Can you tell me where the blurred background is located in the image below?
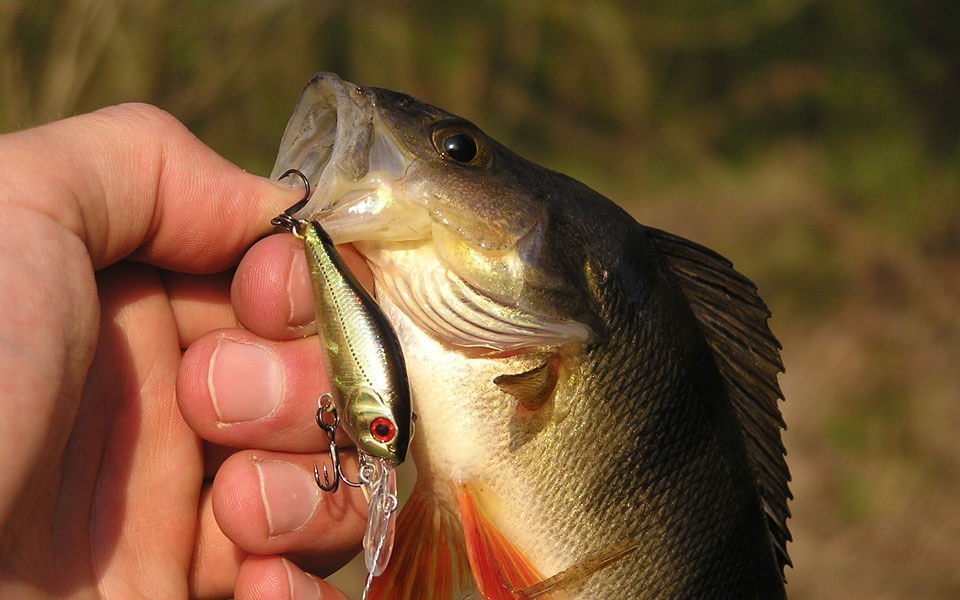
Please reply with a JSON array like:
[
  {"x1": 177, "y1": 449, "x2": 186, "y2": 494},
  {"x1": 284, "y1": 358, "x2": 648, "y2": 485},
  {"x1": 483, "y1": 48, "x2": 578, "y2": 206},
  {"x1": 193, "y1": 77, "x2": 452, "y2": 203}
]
[{"x1": 3, "y1": 1, "x2": 958, "y2": 597}]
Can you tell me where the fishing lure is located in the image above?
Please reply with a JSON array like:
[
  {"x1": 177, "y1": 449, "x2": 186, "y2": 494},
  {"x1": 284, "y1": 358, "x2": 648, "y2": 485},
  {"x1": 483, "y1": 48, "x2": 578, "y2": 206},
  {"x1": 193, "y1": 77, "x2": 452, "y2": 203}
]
[{"x1": 272, "y1": 169, "x2": 412, "y2": 596}]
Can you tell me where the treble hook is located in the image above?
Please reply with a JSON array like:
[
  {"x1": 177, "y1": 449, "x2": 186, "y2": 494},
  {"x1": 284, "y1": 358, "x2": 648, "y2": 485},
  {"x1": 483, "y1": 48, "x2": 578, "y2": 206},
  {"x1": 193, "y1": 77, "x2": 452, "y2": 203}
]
[
  {"x1": 313, "y1": 393, "x2": 364, "y2": 492},
  {"x1": 271, "y1": 168, "x2": 311, "y2": 232}
]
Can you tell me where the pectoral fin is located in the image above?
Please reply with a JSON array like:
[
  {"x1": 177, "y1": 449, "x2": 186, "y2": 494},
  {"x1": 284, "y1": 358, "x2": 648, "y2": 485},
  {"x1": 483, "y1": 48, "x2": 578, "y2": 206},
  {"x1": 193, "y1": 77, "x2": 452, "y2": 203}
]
[{"x1": 494, "y1": 357, "x2": 560, "y2": 413}]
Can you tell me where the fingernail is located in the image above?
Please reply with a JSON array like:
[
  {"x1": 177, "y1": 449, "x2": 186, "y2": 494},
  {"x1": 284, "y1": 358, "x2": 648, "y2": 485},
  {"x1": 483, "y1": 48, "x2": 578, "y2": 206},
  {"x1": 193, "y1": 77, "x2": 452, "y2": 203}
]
[
  {"x1": 284, "y1": 558, "x2": 324, "y2": 599},
  {"x1": 209, "y1": 339, "x2": 283, "y2": 423},
  {"x1": 288, "y1": 243, "x2": 315, "y2": 327},
  {"x1": 255, "y1": 459, "x2": 320, "y2": 536}
]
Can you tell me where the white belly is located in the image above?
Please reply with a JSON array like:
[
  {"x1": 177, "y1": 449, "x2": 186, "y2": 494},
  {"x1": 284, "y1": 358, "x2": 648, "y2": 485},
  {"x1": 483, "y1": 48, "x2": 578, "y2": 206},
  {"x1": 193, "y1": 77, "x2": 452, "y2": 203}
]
[{"x1": 378, "y1": 292, "x2": 578, "y2": 581}]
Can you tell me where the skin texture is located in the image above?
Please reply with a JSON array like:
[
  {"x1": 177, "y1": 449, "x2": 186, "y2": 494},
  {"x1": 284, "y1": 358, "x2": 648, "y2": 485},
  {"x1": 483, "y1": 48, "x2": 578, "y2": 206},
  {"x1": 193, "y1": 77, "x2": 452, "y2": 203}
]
[{"x1": 0, "y1": 104, "x2": 372, "y2": 599}]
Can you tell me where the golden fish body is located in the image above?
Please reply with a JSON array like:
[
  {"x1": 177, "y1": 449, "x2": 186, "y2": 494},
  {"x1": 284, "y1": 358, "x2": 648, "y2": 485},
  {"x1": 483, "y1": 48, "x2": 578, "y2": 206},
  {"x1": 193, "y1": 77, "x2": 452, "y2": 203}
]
[{"x1": 271, "y1": 73, "x2": 790, "y2": 599}]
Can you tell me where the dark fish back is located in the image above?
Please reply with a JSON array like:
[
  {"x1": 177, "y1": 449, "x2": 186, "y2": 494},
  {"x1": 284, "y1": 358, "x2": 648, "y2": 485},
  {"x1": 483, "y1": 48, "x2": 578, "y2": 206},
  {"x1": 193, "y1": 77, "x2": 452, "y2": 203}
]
[{"x1": 559, "y1": 216, "x2": 788, "y2": 598}]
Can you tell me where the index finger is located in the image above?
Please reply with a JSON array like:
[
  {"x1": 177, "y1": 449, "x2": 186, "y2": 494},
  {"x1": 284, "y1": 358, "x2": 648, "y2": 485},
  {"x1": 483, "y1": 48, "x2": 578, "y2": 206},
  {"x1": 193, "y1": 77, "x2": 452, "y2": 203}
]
[{"x1": 0, "y1": 103, "x2": 300, "y2": 272}]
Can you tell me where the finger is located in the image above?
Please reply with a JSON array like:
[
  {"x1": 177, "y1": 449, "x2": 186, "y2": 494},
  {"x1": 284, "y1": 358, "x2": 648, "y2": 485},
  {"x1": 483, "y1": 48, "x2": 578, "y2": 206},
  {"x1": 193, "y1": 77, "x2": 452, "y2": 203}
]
[
  {"x1": 190, "y1": 484, "x2": 245, "y2": 600},
  {"x1": 236, "y1": 556, "x2": 349, "y2": 600},
  {"x1": 192, "y1": 449, "x2": 366, "y2": 599},
  {"x1": 232, "y1": 233, "x2": 374, "y2": 341},
  {"x1": 232, "y1": 234, "x2": 316, "y2": 340},
  {"x1": 164, "y1": 270, "x2": 238, "y2": 348},
  {"x1": 178, "y1": 329, "x2": 347, "y2": 453},
  {"x1": 212, "y1": 450, "x2": 366, "y2": 574},
  {"x1": 81, "y1": 263, "x2": 202, "y2": 596},
  {"x1": 0, "y1": 103, "x2": 301, "y2": 271}
]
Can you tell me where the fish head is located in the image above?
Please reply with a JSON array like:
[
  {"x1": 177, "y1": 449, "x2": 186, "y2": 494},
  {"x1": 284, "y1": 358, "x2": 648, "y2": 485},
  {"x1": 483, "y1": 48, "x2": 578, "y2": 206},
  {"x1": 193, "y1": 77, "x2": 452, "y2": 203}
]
[{"x1": 271, "y1": 72, "x2": 596, "y2": 351}]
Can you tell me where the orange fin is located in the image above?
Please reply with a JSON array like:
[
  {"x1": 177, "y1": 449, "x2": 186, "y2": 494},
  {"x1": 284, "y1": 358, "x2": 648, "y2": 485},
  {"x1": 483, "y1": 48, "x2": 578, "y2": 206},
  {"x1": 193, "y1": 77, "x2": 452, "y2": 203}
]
[
  {"x1": 367, "y1": 484, "x2": 550, "y2": 599},
  {"x1": 457, "y1": 486, "x2": 548, "y2": 599},
  {"x1": 366, "y1": 487, "x2": 473, "y2": 599}
]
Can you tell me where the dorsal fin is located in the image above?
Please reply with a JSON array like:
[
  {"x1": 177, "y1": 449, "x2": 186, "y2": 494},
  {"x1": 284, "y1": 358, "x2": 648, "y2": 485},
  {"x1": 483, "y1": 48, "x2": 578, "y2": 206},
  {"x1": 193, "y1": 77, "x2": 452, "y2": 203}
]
[{"x1": 648, "y1": 227, "x2": 792, "y2": 573}]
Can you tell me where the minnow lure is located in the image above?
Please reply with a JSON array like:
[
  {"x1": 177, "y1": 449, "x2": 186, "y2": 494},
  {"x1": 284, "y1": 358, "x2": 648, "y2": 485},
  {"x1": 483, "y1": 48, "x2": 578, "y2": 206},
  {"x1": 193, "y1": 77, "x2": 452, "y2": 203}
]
[{"x1": 272, "y1": 169, "x2": 412, "y2": 596}]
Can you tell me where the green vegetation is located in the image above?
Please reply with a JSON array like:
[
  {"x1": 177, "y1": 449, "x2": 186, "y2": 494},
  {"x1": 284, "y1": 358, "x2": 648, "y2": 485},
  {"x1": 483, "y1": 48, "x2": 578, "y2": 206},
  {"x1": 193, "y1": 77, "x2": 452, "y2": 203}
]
[{"x1": 3, "y1": 1, "x2": 958, "y2": 597}]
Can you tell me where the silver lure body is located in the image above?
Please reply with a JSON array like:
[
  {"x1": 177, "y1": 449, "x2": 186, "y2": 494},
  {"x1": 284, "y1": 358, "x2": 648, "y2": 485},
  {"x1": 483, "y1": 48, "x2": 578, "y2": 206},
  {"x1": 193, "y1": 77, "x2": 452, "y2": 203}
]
[{"x1": 299, "y1": 219, "x2": 412, "y2": 467}]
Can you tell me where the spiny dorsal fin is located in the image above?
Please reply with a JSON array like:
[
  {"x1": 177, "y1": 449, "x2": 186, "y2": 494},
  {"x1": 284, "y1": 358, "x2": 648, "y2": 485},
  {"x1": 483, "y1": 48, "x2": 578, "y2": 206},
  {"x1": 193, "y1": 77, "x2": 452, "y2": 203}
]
[{"x1": 648, "y1": 227, "x2": 792, "y2": 573}]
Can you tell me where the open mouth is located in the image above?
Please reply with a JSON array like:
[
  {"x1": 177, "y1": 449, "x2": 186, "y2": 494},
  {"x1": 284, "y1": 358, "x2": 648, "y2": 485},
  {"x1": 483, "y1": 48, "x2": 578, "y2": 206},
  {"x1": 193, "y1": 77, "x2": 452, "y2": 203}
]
[{"x1": 269, "y1": 73, "x2": 421, "y2": 244}]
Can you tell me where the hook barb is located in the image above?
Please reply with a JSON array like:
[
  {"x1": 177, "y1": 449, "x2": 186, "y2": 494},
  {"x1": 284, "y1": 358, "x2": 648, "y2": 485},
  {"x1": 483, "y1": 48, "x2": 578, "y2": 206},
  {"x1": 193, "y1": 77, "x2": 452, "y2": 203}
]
[
  {"x1": 312, "y1": 400, "x2": 364, "y2": 492},
  {"x1": 314, "y1": 459, "x2": 339, "y2": 492},
  {"x1": 313, "y1": 449, "x2": 365, "y2": 492}
]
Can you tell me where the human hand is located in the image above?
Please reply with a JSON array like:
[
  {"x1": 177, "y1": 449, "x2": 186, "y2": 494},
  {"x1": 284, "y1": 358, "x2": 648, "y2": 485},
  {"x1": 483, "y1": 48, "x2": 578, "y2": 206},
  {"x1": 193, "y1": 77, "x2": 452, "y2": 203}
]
[{"x1": 0, "y1": 105, "x2": 369, "y2": 599}]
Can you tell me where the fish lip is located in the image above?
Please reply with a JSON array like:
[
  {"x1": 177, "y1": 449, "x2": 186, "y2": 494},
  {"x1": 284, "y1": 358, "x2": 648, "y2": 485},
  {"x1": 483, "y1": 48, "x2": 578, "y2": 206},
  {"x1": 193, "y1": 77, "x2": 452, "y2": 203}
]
[
  {"x1": 271, "y1": 73, "x2": 357, "y2": 195},
  {"x1": 270, "y1": 72, "x2": 421, "y2": 241}
]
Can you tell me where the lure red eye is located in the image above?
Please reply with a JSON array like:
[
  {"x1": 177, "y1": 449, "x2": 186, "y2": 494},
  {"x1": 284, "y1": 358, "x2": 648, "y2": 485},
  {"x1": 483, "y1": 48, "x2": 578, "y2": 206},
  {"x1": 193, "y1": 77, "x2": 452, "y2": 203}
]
[{"x1": 370, "y1": 417, "x2": 396, "y2": 443}]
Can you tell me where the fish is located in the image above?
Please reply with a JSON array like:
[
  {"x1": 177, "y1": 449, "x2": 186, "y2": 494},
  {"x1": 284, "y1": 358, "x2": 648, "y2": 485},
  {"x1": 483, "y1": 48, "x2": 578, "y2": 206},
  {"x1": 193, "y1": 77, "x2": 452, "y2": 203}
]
[{"x1": 270, "y1": 72, "x2": 791, "y2": 599}]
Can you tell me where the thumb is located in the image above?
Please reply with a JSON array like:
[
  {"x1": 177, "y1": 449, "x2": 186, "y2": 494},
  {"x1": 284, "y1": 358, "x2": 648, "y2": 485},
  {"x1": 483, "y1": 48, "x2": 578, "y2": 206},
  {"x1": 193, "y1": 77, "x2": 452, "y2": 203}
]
[{"x1": 0, "y1": 103, "x2": 300, "y2": 272}]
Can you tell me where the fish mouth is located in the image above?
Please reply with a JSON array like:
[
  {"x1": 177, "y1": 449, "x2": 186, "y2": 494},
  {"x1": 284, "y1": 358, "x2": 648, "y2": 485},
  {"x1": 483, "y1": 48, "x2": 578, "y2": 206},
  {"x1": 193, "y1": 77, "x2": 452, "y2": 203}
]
[{"x1": 270, "y1": 73, "x2": 430, "y2": 244}]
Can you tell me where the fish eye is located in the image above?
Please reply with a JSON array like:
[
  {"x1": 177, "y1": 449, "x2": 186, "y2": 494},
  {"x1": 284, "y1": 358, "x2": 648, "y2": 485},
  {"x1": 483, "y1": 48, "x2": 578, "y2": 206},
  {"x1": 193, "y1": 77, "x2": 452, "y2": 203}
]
[
  {"x1": 432, "y1": 123, "x2": 486, "y2": 166},
  {"x1": 370, "y1": 417, "x2": 397, "y2": 443},
  {"x1": 442, "y1": 133, "x2": 478, "y2": 163}
]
